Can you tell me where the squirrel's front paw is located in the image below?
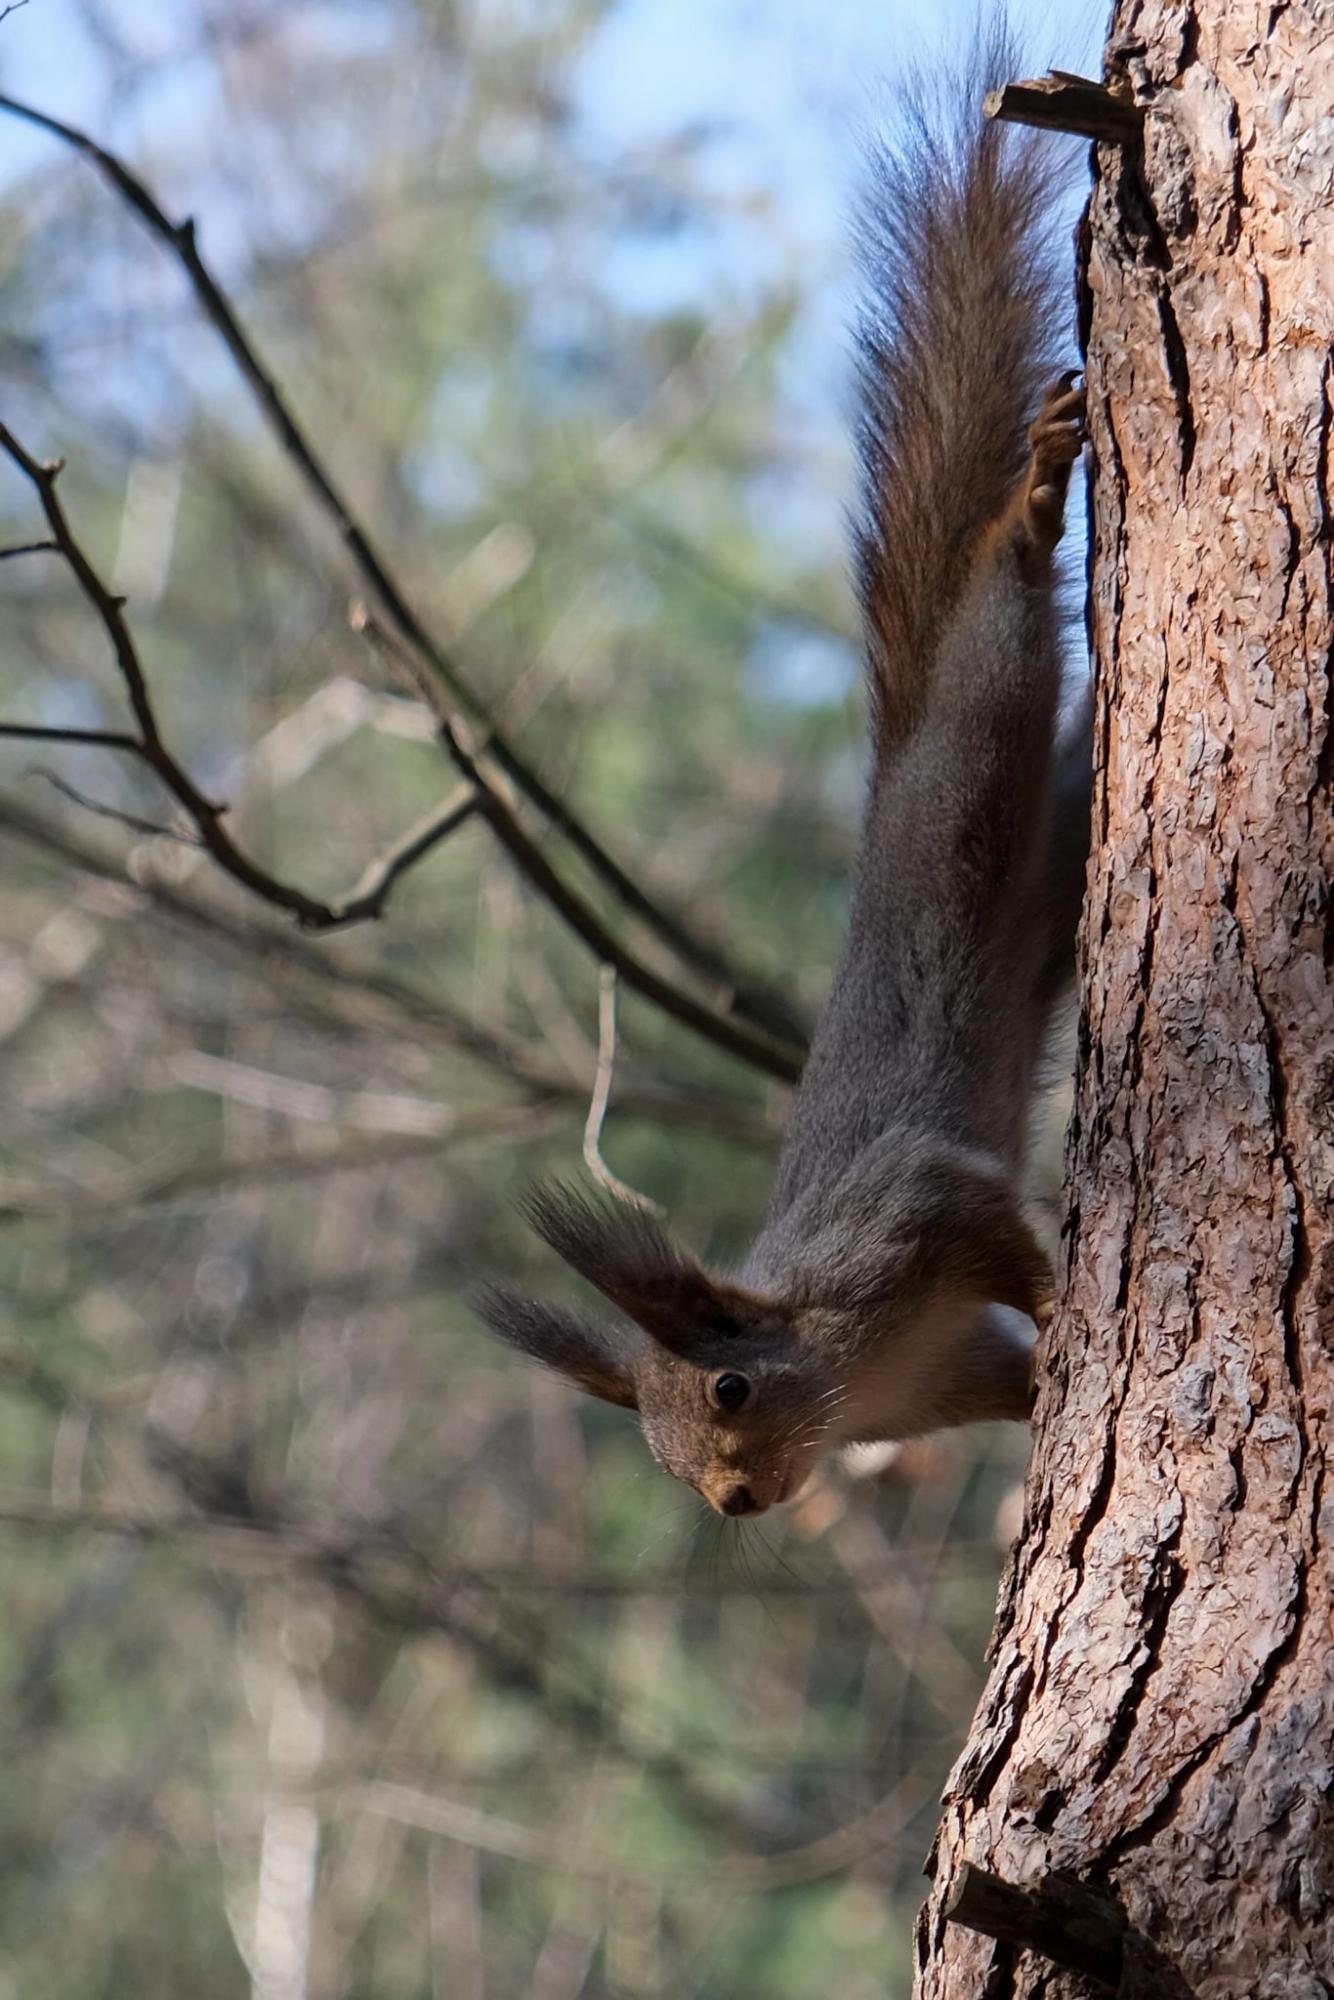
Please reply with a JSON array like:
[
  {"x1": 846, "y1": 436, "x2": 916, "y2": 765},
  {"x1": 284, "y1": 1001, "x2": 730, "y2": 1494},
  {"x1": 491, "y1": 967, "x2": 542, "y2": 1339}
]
[{"x1": 1018, "y1": 373, "x2": 1086, "y2": 559}]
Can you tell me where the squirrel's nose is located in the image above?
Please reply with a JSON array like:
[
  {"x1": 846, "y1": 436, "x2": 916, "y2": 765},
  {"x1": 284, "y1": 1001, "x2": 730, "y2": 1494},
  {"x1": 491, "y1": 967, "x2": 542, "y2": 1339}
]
[{"x1": 719, "y1": 1484, "x2": 758, "y2": 1517}]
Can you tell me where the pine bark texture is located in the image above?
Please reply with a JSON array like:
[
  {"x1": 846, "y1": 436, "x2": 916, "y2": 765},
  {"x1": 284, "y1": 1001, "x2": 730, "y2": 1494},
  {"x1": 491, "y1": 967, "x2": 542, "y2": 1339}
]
[{"x1": 914, "y1": 8, "x2": 1334, "y2": 1998}]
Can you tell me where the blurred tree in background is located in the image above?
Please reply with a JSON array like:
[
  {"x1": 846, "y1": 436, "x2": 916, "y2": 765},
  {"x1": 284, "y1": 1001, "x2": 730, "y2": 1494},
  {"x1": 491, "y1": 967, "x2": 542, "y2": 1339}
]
[{"x1": 0, "y1": 3, "x2": 1054, "y2": 1994}]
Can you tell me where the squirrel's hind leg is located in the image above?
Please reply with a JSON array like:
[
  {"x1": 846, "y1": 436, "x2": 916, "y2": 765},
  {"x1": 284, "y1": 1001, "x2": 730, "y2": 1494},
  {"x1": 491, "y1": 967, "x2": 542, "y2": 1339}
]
[{"x1": 1012, "y1": 374, "x2": 1086, "y2": 563}]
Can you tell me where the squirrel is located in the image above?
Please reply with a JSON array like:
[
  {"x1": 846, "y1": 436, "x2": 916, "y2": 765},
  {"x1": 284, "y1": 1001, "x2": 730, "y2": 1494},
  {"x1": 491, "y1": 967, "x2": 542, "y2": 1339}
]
[{"x1": 477, "y1": 32, "x2": 1088, "y2": 1518}]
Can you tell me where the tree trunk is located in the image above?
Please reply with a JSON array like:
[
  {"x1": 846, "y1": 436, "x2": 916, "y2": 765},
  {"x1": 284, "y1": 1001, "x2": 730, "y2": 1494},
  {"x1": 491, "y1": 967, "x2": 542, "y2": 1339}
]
[{"x1": 915, "y1": 8, "x2": 1334, "y2": 1997}]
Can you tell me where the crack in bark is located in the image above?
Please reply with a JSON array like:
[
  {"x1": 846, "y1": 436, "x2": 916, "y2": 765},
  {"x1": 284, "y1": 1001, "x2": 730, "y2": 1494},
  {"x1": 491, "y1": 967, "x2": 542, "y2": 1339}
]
[
  {"x1": 1109, "y1": 116, "x2": 1197, "y2": 480},
  {"x1": 1314, "y1": 355, "x2": 1333, "y2": 546},
  {"x1": 1223, "y1": 850, "x2": 1314, "y2": 1453},
  {"x1": 1222, "y1": 98, "x2": 1244, "y2": 256},
  {"x1": 1275, "y1": 488, "x2": 1300, "y2": 622},
  {"x1": 1226, "y1": 1438, "x2": 1248, "y2": 1514},
  {"x1": 1154, "y1": 287, "x2": 1196, "y2": 480},
  {"x1": 1256, "y1": 272, "x2": 1271, "y2": 356},
  {"x1": 1060, "y1": 1416, "x2": 1122, "y2": 1597},
  {"x1": 957, "y1": 1660, "x2": 1038, "y2": 1817},
  {"x1": 1102, "y1": 1524, "x2": 1308, "y2": 1868},
  {"x1": 1089, "y1": 1525, "x2": 1186, "y2": 1786}
]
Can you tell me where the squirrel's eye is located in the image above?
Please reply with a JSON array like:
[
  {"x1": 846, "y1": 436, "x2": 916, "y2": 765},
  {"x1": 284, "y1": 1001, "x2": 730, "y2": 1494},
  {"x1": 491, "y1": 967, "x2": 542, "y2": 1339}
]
[{"x1": 713, "y1": 1372, "x2": 751, "y2": 1414}]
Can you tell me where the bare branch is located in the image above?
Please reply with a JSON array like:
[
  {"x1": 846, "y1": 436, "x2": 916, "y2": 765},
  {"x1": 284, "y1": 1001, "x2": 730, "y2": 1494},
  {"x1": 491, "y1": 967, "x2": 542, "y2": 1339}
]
[
  {"x1": 353, "y1": 607, "x2": 804, "y2": 1080},
  {"x1": 1, "y1": 424, "x2": 326, "y2": 920},
  {"x1": 0, "y1": 92, "x2": 800, "y2": 1049},
  {"x1": 0, "y1": 429, "x2": 504, "y2": 937}
]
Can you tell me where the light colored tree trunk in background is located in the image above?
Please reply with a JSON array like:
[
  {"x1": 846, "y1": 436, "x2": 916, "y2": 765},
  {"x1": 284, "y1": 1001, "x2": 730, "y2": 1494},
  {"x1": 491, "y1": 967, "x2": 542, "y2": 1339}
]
[{"x1": 915, "y1": 6, "x2": 1334, "y2": 1995}]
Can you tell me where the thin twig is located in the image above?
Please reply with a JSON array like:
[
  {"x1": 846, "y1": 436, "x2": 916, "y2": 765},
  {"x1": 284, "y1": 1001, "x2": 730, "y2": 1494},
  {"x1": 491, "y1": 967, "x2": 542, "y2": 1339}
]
[
  {"x1": 0, "y1": 722, "x2": 142, "y2": 752},
  {"x1": 1, "y1": 424, "x2": 323, "y2": 919},
  {"x1": 0, "y1": 437, "x2": 193, "y2": 786},
  {"x1": 582, "y1": 965, "x2": 665, "y2": 1215},
  {"x1": 30, "y1": 768, "x2": 202, "y2": 842},
  {"x1": 324, "y1": 784, "x2": 479, "y2": 927},
  {"x1": 0, "y1": 92, "x2": 799, "y2": 1048},
  {"x1": 0, "y1": 536, "x2": 57, "y2": 558}
]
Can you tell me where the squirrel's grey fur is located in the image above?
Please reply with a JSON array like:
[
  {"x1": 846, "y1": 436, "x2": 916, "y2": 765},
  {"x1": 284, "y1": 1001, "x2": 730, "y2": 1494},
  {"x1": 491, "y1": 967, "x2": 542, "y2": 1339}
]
[{"x1": 477, "y1": 27, "x2": 1090, "y2": 1516}]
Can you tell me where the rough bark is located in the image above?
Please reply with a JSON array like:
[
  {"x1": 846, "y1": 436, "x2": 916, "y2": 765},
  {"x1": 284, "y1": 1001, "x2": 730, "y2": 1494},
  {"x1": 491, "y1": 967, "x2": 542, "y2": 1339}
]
[{"x1": 914, "y1": 7, "x2": 1334, "y2": 1997}]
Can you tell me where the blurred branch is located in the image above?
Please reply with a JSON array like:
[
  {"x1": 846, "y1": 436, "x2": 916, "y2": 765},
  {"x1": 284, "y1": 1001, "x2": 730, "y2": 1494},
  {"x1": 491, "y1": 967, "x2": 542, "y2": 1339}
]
[
  {"x1": 0, "y1": 1486, "x2": 802, "y2": 1852},
  {"x1": 358, "y1": 1780, "x2": 581, "y2": 1875},
  {"x1": 828, "y1": 1505, "x2": 981, "y2": 1722},
  {"x1": 360, "y1": 1765, "x2": 933, "y2": 1890},
  {"x1": 611, "y1": 496, "x2": 845, "y2": 642},
  {"x1": 0, "y1": 1487, "x2": 1004, "y2": 1593},
  {"x1": 0, "y1": 797, "x2": 778, "y2": 1148},
  {"x1": 0, "y1": 1102, "x2": 558, "y2": 1225},
  {"x1": 0, "y1": 1484, "x2": 966, "y2": 1877},
  {"x1": 0, "y1": 92, "x2": 805, "y2": 1060},
  {"x1": 0, "y1": 426, "x2": 483, "y2": 931}
]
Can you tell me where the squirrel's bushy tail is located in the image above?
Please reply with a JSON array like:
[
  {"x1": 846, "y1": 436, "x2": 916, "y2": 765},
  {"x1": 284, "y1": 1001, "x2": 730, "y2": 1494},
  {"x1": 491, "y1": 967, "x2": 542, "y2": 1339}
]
[{"x1": 854, "y1": 26, "x2": 1069, "y2": 757}]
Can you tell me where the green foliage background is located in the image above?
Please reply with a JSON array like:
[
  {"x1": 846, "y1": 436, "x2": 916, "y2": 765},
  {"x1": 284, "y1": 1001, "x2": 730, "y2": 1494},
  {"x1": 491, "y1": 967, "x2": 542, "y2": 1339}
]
[{"x1": 0, "y1": 3, "x2": 1055, "y2": 1993}]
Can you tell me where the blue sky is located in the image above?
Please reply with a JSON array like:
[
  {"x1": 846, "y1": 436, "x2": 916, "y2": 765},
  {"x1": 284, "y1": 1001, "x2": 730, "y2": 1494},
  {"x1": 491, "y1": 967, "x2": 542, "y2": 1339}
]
[
  {"x1": 1, "y1": 0, "x2": 1104, "y2": 199},
  {"x1": 0, "y1": 0, "x2": 1100, "y2": 705},
  {"x1": 0, "y1": 0, "x2": 1105, "y2": 451}
]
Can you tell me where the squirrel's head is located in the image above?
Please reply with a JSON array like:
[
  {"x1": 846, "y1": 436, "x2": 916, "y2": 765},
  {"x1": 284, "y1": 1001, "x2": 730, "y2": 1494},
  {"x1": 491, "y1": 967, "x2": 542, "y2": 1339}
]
[{"x1": 475, "y1": 1185, "x2": 840, "y2": 1516}]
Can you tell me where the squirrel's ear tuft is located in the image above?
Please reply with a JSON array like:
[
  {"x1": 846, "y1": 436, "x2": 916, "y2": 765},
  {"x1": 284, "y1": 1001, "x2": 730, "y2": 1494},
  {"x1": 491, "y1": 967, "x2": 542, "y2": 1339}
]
[
  {"x1": 520, "y1": 1183, "x2": 686, "y2": 1298},
  {"x1": 520, "y1": 1182, "x2": 705, "y2": 1331},
  {"x1": 519, "y1": 1181, "x2": 792, "y2": 1362},
  {"x1": 472, "y1": 1286, "x2": 641, "y2": 1409}
]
